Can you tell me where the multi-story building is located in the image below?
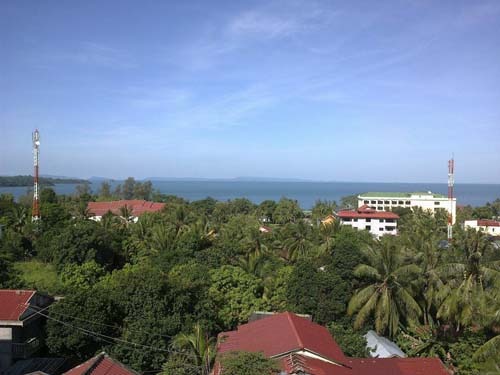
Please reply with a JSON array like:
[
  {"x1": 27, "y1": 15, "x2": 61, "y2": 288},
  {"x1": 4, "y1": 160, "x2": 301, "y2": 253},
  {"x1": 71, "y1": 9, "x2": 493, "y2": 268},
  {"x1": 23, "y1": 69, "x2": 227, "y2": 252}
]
[
  {"x1": 0, "y1": 290, "x2": 53, "y2": 371},
  {"x1": 337, "y1": 205, "x2": 399, "y2": 238},
  {"x1": 358, "y1": 191, "x2": 456, "y2": 224},
  {"x1": 464, "y1": 219, "x2": 500, "y2": 236}
]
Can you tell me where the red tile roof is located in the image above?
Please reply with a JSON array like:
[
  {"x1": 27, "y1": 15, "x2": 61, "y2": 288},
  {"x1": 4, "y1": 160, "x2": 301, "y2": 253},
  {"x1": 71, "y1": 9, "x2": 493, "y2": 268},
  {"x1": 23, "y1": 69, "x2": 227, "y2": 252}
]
[
  {"x1": 87, "y1": 200, "x2": 165, "y2": 217},
  {"x1": 0, "y1": 290, "x2": 35, "y2": 321},
  {"x1": 477, "y1": 219, "x2": 500, "y2": 227},
  {"x1": 214, "y1": 312, "x2": 449, "y2": 375},
  {"x1": 217, "y1": 312, "x2": 347, "y2": 365},
  {"x1": 337, "y1": 205, "x2": 399, "y2": 220},
  {"x1": 348, "y1": 357, "x2": 449, "y2": 375},
  {"x1": 64, "y1": 353, "x2": 138, "y2": 375}
]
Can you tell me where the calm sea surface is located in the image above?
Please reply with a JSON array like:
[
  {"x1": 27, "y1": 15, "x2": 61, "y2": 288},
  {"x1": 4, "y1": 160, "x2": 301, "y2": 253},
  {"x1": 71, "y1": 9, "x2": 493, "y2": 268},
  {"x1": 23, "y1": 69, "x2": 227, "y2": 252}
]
[{"x1": 1, "y1": 181, "x2": 499, "y2": 209}]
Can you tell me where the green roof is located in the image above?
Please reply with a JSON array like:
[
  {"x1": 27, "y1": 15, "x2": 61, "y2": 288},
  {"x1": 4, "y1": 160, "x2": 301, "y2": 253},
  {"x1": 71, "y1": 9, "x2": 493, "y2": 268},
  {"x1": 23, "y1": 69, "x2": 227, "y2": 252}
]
[{"x1": 359, "y1": 192, "x2": 447, "y2": 199}]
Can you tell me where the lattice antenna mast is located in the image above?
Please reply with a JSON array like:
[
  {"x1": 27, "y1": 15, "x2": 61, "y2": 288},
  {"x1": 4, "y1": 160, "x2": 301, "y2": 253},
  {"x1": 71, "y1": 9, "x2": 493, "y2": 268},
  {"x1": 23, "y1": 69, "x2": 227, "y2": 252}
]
[
  {"x1": 447, "y1": 157, "x2": 454, "y2": 241},
  {"x1": 32, "y1": 129, "x2": 41, "y2": 222}
]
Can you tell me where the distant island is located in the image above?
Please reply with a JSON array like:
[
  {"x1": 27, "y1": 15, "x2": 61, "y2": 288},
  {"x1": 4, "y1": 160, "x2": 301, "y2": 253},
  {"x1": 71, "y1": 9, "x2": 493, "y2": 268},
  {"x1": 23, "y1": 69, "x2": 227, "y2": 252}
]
[{"x1": 0, "y1": 175, "x2": 89, "y2": 187}]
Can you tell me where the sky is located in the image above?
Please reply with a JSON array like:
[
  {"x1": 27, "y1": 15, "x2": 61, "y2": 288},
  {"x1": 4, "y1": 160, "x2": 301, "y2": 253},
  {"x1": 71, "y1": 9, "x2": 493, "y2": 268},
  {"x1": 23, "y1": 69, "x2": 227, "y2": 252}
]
[{"x1": 1, "y1": 0, "x2": 499, "y2": 183}]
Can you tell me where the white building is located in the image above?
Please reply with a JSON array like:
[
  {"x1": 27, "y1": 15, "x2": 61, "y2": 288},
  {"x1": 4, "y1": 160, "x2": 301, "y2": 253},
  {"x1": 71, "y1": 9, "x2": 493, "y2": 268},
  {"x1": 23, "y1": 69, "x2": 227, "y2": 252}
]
[
  {"x1": 336, "y1": 205, "x2": 399, "y2": 238},
  {"x1": 365, "y1": 330, "x2": 406, "y2": 358},
  {"x1": 464, "y1": 219, "x2": 500, "y2": 236},
  {"x1": 358, "y1": 191, "x2": 456, "y2": 224}
]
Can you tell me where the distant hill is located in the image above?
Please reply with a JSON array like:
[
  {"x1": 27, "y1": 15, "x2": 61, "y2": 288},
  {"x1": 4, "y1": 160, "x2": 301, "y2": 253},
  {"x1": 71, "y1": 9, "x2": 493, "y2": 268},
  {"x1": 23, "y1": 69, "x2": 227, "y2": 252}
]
[{"x1": 0, "y1": 175, "x2": 89, "y2": 187}]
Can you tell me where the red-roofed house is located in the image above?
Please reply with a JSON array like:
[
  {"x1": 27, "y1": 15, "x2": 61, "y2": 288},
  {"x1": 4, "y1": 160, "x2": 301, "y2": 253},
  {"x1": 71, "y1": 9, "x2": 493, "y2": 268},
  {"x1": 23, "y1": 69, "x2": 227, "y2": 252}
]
[
  {"x1": 63, "y1": 352, "x2": 138, "y2": 375},
  {"x1": 212, "y1": 312, "x2": 449, "y2": 375},
  {"x1": 336, "y1": 205, "x2": 399, "y2": 238},
  {"x1": 87, "y1": 200, "x2": 165, "y2": 222},
  {"x1": 464, "y1": 219, "x2": 500, "y2": 236},
  {"x1": 0, "y1": 290, "x2": 53, "y2": 371}
]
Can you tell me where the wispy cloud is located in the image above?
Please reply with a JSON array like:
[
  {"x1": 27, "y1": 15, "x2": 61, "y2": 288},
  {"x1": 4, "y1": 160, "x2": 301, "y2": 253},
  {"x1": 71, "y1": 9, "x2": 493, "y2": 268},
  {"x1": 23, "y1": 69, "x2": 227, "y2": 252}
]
[{"x1": 49, "y1": 42, "x2": 135, "y2": 68}]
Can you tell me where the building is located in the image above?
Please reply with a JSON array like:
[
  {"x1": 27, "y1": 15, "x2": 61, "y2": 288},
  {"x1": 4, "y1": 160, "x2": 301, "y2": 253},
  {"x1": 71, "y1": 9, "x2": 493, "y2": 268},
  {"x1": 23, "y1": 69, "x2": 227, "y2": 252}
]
[
  {"x1": 358, "y1": 192, "x2": 456, "y2": 224},
  {"x1": 63, "y1": 352, "x2": 138, "y2": 375},
  {"x1": 212, "y1": 312, "x2": 448, "y2": 375},
  {"x1": 464, "y1": 219, "x2": 500, "y2": 236},
  {"x1": 0, "y1": 290, "x2": 53, "y2": 371},
  {"x1": 336, "y1": 205, "x2": 399, "y2": 238},
  {"x1": 365, "y1": 330, "x2": 406, "y2": 358},
  {"x1": 87, "y1": 200, "x2": 165, "y2": 222}
]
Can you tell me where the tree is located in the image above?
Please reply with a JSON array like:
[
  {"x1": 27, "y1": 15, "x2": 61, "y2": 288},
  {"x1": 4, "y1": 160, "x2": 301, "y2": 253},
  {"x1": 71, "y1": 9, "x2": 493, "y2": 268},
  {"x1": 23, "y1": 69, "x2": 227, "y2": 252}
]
[
  {"x1": 256, "y1": 200, "x2": 276, "y2": 223},
  {"x1": 219, "y1": 351, "x2": 281, "y2": 375},
  {"x1": 98, "y1": 181, "x2": 112, "y2": 200},
  {"x1": 170, "y1": 323, "x2": 215, "y2": 375},
  {"x1": 437, "y1": 229, "x2": 500, "y2": 330},
  {"x1": 122, "y1": 177, "x2": 136, "y2": 200},
  {"x1": 287, "y1": 260, "x2": 349, "y2": 324},
  {"x1": 327, "y1": 321, "x2": 370, "y2": 357},
  {"x1": 282, "y1": 221, "x2": 314, "y2": 261},
  {"x1": 208, "y1": 266, "x2": 264, "y2": 329},
  {"x1": 273, "y1": 198, "x2": 303, "y2": 224},
  {"x1": 311, "y1": 199, "x2": 337, "y2": 222},
  {"x1": 0, "y1": 255, "x2": 20, "y2": 288},
  {"x1": 348, "y1": 237, "x2": 422, "y2": 338}
]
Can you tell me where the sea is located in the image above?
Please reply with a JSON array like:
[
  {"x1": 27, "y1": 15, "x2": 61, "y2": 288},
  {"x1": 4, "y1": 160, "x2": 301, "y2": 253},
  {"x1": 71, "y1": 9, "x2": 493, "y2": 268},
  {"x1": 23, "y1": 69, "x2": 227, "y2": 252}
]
[{"x1": 1, "y1": 181, "x2": 499, "y2": 209}]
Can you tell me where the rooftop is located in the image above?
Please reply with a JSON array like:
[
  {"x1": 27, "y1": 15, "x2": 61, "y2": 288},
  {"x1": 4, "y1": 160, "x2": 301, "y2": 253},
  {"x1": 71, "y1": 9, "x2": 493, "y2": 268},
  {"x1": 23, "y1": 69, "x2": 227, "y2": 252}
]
[
  {"x1": 87, "y1": 200, "x2": 165, "y2": 217},
  {"x1": 337, "y1": 205, "x2": 399, "y2": 220},
  {"x1": 0, "y1": 290, "x2": 36, "y2": 321},
  {"x1": 63, "y1": 353, "x2": 138, "y2": 375},
  {"x1": 359, "y1": 192, "x2": 447, "y2": 199}
]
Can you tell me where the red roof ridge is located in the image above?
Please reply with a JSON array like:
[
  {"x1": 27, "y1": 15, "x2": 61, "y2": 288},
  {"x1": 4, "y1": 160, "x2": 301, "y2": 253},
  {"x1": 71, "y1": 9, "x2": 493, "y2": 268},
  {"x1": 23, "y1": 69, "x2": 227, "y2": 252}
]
[{"x1": 286, "y1": 312, "x2": 305, "y2": 350}]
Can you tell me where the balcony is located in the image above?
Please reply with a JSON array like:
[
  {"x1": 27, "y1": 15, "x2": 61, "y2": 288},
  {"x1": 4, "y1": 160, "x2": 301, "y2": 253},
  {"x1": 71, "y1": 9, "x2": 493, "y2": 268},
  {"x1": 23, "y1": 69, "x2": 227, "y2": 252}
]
[{"x1": 12, "y1": 337, "x2": 41, "y2": 359}]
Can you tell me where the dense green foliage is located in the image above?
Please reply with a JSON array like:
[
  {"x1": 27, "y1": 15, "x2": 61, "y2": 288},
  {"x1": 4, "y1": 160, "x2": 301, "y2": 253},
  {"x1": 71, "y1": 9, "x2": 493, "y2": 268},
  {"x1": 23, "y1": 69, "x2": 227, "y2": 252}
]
[
  {"x1": 219, "y1": 351, "x2": 281, "y2": 375},
  {"x1": 0, "y1": 185, "x2": 499, "y2": 375}
]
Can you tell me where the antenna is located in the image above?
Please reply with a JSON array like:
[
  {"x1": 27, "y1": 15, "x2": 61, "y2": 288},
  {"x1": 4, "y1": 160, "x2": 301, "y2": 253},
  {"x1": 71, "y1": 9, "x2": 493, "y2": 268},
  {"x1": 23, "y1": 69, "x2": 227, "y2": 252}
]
[
  {"x1": 447, "y1": 156, "x2": 454, "y2": 241},
  {"x1": 32, "y1": 129, "x2": 41, "y2": 222}
]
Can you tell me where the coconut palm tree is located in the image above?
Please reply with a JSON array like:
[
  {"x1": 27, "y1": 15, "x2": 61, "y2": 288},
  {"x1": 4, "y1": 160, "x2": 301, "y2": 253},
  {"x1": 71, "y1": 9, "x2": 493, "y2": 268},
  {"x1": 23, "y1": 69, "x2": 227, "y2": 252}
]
[
  {"x1": 318, "y1": 219, "x2": 341, "y2": 255},
  {"x1": 10, "y1": 205, "x2": 27, "y2": 233},
  {"x1": 348, "y1": 237, "x2": 422, "y2": 338},
  {"x1": 282, "y1": 221, "x2": 314, "y2": 262},
  {"x1": 437, "y1": 229, "x2": 500, "y2": 330},
  {"x1": 171, "y1": 323, "x2": 215, "y2": 375}
]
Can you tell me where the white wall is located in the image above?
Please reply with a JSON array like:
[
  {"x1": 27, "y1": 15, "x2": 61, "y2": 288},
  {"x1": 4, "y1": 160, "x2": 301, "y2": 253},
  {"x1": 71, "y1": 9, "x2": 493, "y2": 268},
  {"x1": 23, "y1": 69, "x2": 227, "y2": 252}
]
[{"x1": 340, "y1": 217, "x2": 398, "y2": 238}]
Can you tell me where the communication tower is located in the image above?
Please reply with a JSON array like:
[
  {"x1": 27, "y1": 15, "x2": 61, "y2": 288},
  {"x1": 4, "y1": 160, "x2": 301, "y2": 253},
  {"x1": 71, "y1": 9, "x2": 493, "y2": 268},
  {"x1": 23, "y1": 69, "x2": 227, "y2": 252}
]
[
  {"x1": 447, "y1": 157, "x2": 454, "y2": 241},
  {"x1": 32, "y1": 129, "x2": 41, "y2": 222}
]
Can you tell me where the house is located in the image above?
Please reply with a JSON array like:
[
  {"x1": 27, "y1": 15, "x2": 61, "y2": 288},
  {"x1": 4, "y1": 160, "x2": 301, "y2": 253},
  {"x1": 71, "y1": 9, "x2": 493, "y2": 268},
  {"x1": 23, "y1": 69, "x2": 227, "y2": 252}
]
[
  {"x1": 212, "y1": 312, "x2": 448, "y2": 375},
  {"x1": 0, "y1": 290, "x2": 53, "y2": 371},
  {"x1": 62, "y1": 352, "x2": 138, "y2": 375},
  {"x1": 464, "y1": 219, "x2": 500, "y2": 236},
  {"x1": 337, "y1": 205, "x2": 399, "y2": 238},
  {"x1": 86, "y1": 200, "x2": 165, "y2": 222},
  {"x1": 358, "y1": 192, "x2": 456, "y2": 224},
  {"x1": 365, "y1": 330, "x2": 406, "y2": 358}
]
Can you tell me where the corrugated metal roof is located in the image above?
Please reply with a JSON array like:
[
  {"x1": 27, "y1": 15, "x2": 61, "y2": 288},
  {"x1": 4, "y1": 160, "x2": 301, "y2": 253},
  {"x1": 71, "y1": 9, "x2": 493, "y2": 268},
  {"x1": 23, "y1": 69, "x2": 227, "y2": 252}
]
[{"x1": 0, "y1": 290, "x2": 35, "y2": 321}]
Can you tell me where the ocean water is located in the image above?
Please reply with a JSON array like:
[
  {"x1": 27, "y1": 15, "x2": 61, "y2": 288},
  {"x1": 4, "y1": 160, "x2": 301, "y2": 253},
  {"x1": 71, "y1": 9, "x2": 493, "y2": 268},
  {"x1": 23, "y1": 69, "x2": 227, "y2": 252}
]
[{"x1": 1, "y1": 181, "x2": 499, "y2": 209}]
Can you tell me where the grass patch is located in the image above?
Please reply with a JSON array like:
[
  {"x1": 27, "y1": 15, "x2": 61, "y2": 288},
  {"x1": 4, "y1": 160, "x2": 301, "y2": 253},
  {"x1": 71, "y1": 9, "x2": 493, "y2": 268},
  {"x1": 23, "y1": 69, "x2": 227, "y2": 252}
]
[{"x1": 14, "y1": 260, "x2": 62, "y2": 295}]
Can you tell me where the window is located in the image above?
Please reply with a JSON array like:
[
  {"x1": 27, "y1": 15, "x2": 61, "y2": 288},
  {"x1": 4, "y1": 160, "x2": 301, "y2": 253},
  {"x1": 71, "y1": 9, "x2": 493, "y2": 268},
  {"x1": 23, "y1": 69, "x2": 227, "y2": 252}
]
[
  {"x1": 353, "y1": 218, "x2": 358, "y2": 222},
  {"x1": 366, "y1": 218, "x2": 371, "y2": 222},
  {"x1": 398, "y1": 200, "x2": 404, "y2": 205},
  {"x1": 377, "y1": 206, "x2": 383, "y2": 210},
  {"x1": 343, "y1": 218, "x2": 351, "y2": 222},
  {"x1": 392, "y1": 200, "x2": 397, "y2": 204},
  {"x1": 365, "y1": 225, "x2": 371, "y2": 230},
  {"x1": 364, "y1": 200, "x2": 369, "y2": 204},
  {"x1": 386, "y1": 219, "x2": 394, "y2": 223},
  {"x1": 384, "y1": 200, "x2": 390, "y2": 204},
  {"x1": 386, "y1": 226, "x2": 396, "y2": 231},
  {"x1": 405, "y1": 201, "x2": 411, "y2": 205},
  {"x1": 380, "y1": 227, "x2": 384, "y2": 231},
  {"x1": 377, "y1": 200, "x2": 383, "y2": 204},
  {"x1": 434, "y1": 202, "x2": 440, "y2": 205},
  {"x1": 371, "y1": 200, "x2": 376, "y2": 204},
  {"x1": 379, "y1": 219, "x2": 384, "y2": 223}
]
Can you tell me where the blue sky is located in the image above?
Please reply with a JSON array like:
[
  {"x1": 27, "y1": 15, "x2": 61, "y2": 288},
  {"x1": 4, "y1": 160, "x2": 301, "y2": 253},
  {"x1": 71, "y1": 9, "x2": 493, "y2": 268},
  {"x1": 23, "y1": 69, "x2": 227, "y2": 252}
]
[{"x1": 1, "y1": 0, "x2": 499, "y2": 183}]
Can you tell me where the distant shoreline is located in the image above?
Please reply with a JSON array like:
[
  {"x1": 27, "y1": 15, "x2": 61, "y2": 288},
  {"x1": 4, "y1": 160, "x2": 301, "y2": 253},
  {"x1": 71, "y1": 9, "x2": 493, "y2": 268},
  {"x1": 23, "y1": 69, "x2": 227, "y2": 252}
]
[{"x1": 0, "y1": 175, "x2": 89, "y2": 187}]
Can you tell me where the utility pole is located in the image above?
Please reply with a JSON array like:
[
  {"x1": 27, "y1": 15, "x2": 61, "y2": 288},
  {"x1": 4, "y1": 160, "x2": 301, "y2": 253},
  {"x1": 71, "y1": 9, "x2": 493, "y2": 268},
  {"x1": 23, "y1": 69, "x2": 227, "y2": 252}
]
[
  {"x1": 32, "y1": 129, "x2": 41, "y2": 222},
  {"x1": 447, "y1": 157, "x2": 454, "y2": 241}
]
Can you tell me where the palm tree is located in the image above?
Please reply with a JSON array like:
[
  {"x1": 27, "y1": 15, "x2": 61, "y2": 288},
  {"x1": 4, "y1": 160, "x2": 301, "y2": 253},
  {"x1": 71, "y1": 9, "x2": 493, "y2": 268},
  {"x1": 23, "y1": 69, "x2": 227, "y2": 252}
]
[
  {"x1": 237, "y1": 252, "x2": 267, "y2": 277},
  {"x1": 171, "y1": 323, "x2": 215, "y2": 375},
  {"x1": 318, "y1": 219, "x2": 341, "y2": 255},
  {"x1": 348, "y1": 237, "x2": 422, "y2": 338},
  {"x1": 10, "y1": 205, "x2": 27, "y2": 233},
  {"x1": 244, "y1": 227, "x2": 268, "y2": 257},
  {"x1": 282, "y1": 221, "x2": 313, "y2": 262},
  {"x1": 118, "y1": 205, "x2": 134, "y2": 226},
  {"x1": 437, "y1": 229, "x2": 500, "y2": 330}
]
